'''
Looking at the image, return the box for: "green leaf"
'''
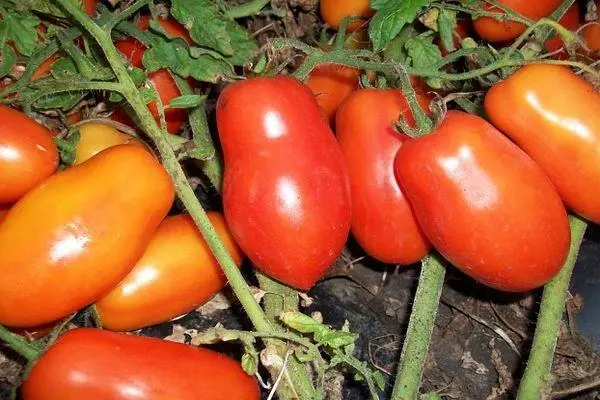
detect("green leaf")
[2,10,41,56]
[55,128,80,167]
[368,0,431,51]
[50,57,78,79]
[405,36,442,70]
[224,22,258,66]
[167,94,205,109]
[18,0,85,18]
[139,87,158,104]
[280,312,329,336]
[0,21,16,78]
[241,353,258,376]
[316,331,358,349]
[373,371,386,390]
[383,25,417,63]
[438,8,457,53]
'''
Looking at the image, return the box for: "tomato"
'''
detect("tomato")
[11,322,55,340]
[95,212,244,331]
[485,64,600,224]
[544,3,580,57]
[0,144,174,327]
[0,205,10,224]
[473,0,563,42]
[22,328,260,400]
[0,105,59,205]
[320,0,374,31]
[335,89,430,264]
[438,19,471,56]
[30,54,61,81]
[394,111,570,292]
[73,122,143,165]
[307,64,360,126]
[137,15,193,45]
[217,76,351,291]
[83,0,99,16]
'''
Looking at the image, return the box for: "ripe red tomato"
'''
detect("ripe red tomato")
[307,64,360,126]
[73,122,145,165]
[395,111,570,292]
[217,76,351,291]
[544,3,580,57]
[83,0,99,16]
[473,0,563,42]
[95,212,244,331]
[0,105,58,205]
[336,89,430,264]
[485,64,600,224]
[22,328,260,400]
[583,23,600,57]
[0,144,174,327]
[320,0,374,31]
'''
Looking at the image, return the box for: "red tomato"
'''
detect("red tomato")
[394,111,570,292]
[0,105,58,205]
[473,0,563,42]
[217,76,351,291]
[335,89,430,264]
[485,64,600,224]
[438,20,471,56]
[30,54,61,81]
[320,0,374,31]
[582,14,600,58]
[307,64,360,126]
[137,15,193,45]
[73,122,145,165]
[0,144,174,327]
[83,0,99,16]
[95,212,244,331]
[544,3,580,57]
[22,328,260,400]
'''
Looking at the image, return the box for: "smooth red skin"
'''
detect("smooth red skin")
[395,111,570,292]
[0,105,59,205]
[336,89,430,264]
[473,0,563,42]
[485,64,600,224]
[217,76,351,291]
[22,328,260,400]
[0,145,175,327]
[544,3,580,57]
[307,64,360,126]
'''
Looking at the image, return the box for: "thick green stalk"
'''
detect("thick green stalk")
[521,0,575,59]
[225,0,270,19]
[391,254,446,400]
[517,216,587,399]
[0,325,39,362]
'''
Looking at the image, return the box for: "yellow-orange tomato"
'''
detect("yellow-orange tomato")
[73,122,143,165]
[320,0,374,31]
[307,64,360,126]
[0,144,174,327]
[0,205,10,224]
[95,212,243,331]
[0,105,59,205]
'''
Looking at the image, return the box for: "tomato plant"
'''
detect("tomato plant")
[217,76,351,291]
[22,328,260,400]
[438,19,471,56]
[544,3,580,57]
[473,0,563,42]
[485,64,600,224]
[307,64,360,126]
[336,88,430,264]
[95,212,244,332]
[0,105,59,205]
[395,111,570,292]
[73,121,144,165]
[320,0,373,31]
[0,144,174,327]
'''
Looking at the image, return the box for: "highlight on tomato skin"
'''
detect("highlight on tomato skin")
[21,328,261,400]
[95,212,244,332]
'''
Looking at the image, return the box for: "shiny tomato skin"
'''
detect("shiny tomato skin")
[320,0,374,31]
[307,64,360,126]
[485,64,600,224]
[73,122,143,165]
[395,111,570,292]
[217,76,351,291]
[95,212,244,331]
[0,144,175,327]
[473,0,563,42]
[22,328,260,400]
[545,3,580,56]
[0,105,59,205]
[336,89,430,264]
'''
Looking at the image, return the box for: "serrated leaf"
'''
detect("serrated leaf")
[224,22,258,66]
[280,311,330,336]
[51,57,78,79]
[317,331,358,349]
[405,36,442,69]
[369,0,431,51]
[241,353,258,375]
[168,94,205,109]
[18,0,85,18]
[3,10,41,56]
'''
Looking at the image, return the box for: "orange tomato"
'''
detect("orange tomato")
[473,0,563,42]
[307,64,360,126]
[0,144,174,327]
[0,105,59,205]
[73,122,143,165]
[0,205,10,224]
[95,212,244,331]
[320,0,374,31]
[544,3,580,57]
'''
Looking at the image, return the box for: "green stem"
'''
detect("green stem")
[0,325,39,362]
[225,0,270,19]
[432,3,532,25]
[516,215,587,399]
[395,65,433,135]
[521,0,575,59]
[391,254,446,400]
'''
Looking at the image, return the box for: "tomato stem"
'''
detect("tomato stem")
[0,325,39,363]
[395,64,434,136]
[516,215,587,399]
[224,0,270,19]
[391,254,446,400]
